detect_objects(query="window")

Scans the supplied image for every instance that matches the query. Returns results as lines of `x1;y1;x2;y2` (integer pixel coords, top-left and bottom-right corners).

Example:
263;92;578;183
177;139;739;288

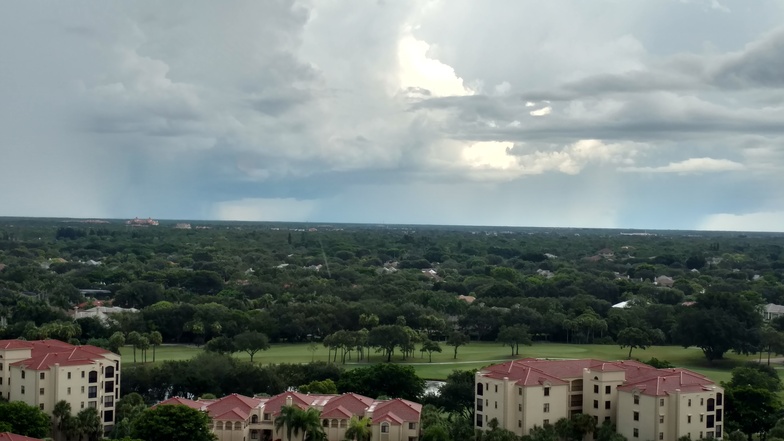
0;363;3;371
707;398;715;411
633;428;639;438
88;401;96;409
593;400;598;409
252;430;260;439
700;398;704;406
660;399;665;407
322;420;328;427
105;396;114;407
659;433;664;440
518;404;522;411
707;415;715;428
518;387;522;395
633;411;639;421
67;387;71;395
104;410;114;423
495;385;498;393
409;422;417;430
494;402;497;409
594;385;599;393
40;388;44;395
688;416;692;423
81;371;85;378
105;366;114;378
88;386;97;398
21;371;25;379
331;419;338;428
605;401;611;410
700;415;704;423
543;403;550;413
544;387;550;396
700;432;703;439
688;399;692;407
543;420;549;425
21;386;25;394
477;383;484;396
476;415;483;428
605;385;611;394
717;409;722;422
263;413;271;421
381;423;389;433
605;417;610;422
518;420;522;428
40;372;45;380
105;381;114;393
659;415;664;424
39;404;44;410
717;393;723;406
476;399;483;412
341;420;348;428
81;402;85;409
252;415;259;424
81;386;85;393
88;371;98;384
67;372;71;380
634;395;639;405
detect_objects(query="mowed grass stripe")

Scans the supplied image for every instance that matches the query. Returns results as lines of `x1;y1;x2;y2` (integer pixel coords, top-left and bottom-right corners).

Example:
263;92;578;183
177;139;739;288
120;341;766;383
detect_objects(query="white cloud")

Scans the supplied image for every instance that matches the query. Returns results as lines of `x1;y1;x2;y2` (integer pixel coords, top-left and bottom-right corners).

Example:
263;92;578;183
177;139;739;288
456;139;640;180
699;211;784;232
620;157;744;173
529;106;552;116
212;198;318;222
397;34;474;97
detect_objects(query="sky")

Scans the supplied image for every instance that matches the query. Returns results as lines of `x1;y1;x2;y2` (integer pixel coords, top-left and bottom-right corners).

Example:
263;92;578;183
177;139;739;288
2;0;784;231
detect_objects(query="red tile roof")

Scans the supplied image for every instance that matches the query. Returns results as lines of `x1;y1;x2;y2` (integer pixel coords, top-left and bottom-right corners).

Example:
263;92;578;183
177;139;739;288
262;392;316;416
617;369;716;397
481;360;568;386
321;393;375;418
11;346;110;371
481;358;717;397
0;340;34;350
155;397;204;410
204;394;263;421
0;433;45;441
372;398;421;424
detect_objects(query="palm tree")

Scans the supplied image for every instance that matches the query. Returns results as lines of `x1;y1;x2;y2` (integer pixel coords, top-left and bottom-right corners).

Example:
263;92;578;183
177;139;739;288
344;415;372;441
275;405;301;441
149;331;163;362
275;405;325;441
53;400;72;440
299;407;326;441
76;407;103;441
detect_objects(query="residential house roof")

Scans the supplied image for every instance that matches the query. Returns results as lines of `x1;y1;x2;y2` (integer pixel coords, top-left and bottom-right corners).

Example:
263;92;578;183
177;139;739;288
204;394;263;421
617;369;716;396
9;341;111;371
372;398;422;425
321;393;374;418
765;303;784;314
0;340;34;350
155;397;204;410
262;392;316;416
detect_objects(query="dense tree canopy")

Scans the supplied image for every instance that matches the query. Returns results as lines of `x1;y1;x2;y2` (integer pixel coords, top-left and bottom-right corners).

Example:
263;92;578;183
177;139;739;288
132;405;217;441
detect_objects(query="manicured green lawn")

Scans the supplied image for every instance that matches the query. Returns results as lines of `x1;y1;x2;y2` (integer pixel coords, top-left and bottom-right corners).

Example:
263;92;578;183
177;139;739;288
120;341;770;384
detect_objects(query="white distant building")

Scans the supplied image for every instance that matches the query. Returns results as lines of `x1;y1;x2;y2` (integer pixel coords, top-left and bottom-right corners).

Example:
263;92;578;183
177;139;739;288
764;304;784;321
71;306;138;323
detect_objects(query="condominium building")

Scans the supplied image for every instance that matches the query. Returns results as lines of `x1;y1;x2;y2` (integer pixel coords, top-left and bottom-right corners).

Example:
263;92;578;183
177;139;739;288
0;339;121;433
475;358;724;440
157;391;422;441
